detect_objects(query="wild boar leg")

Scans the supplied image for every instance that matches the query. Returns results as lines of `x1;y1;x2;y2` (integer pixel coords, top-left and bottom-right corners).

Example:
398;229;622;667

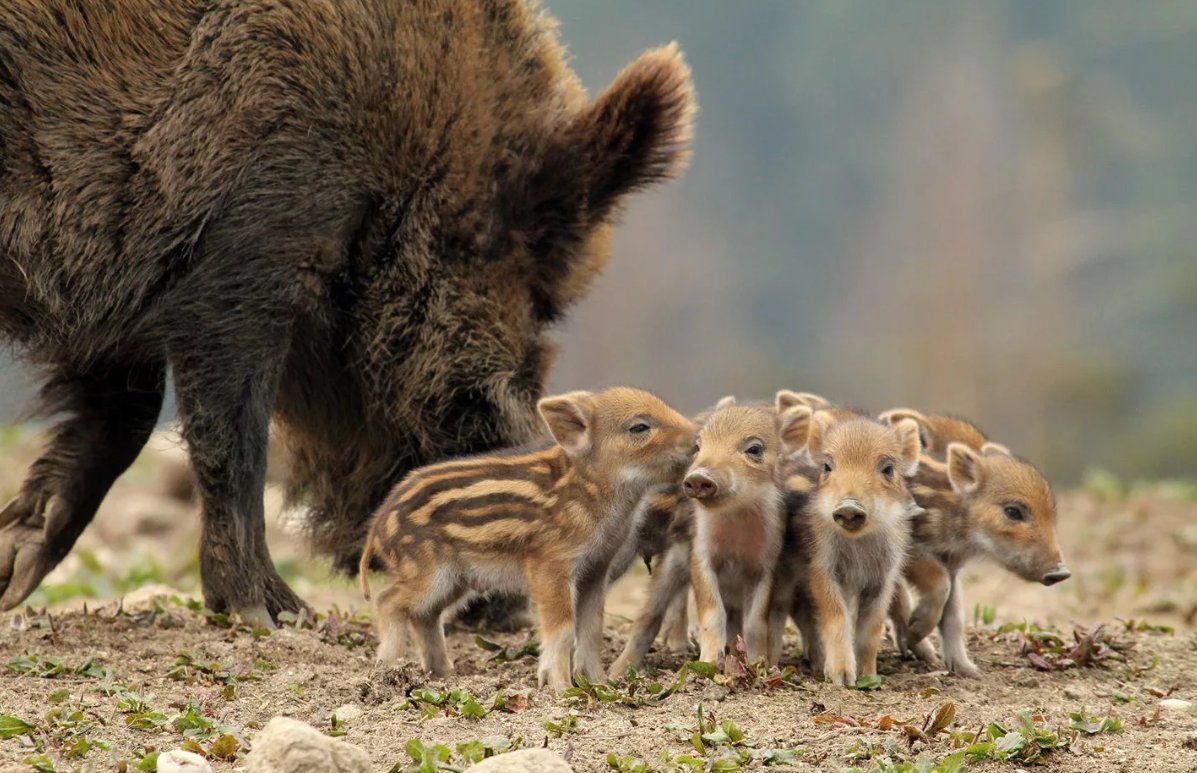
0;362;165;610
172;336;303;625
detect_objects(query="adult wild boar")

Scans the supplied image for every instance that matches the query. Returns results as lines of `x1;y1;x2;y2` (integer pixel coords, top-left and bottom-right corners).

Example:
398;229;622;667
0;0;695;624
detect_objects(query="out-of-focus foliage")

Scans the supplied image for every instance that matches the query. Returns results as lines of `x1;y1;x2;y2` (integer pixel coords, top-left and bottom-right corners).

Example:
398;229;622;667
2;1;1194;483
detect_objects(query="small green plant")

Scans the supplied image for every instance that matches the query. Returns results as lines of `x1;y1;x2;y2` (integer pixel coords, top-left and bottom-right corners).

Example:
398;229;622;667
474;635;539;664
973;603;997;626
0;714;35;740
277;606;377;650
1120;618;1175;634
1013;624;1131;671
842;751;967;773
5;656;112;680
394;688;490;720
391;736;521;772
544;712;580;736
1068;708;1124;735
961;712;1074;764
853;674;883;691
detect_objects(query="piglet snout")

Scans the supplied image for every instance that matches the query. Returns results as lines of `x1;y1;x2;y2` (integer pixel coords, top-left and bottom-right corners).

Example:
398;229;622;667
833;500;867;532
683;470;719;500
1041;568;1071;586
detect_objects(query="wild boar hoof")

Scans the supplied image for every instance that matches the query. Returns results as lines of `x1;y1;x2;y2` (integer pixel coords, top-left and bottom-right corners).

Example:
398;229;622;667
202;566;308;625
0;494;74;611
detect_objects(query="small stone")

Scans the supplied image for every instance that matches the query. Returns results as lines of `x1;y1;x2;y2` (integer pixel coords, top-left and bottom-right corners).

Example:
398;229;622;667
1183;731;1197;750
1062;686;1084;700
157;750;213;773
466;749;574;772
243;716;371;773
332;703;363;723
1161;698;1194;713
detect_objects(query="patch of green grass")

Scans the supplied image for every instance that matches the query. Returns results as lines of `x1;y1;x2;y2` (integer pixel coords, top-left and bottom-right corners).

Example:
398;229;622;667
973;603;997;626
25;550;182;607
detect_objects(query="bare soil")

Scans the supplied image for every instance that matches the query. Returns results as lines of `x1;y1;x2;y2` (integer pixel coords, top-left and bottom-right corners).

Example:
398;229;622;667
2;430;1197;772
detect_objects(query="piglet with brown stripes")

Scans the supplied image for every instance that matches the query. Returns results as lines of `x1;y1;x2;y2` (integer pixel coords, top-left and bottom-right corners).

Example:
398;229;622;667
891;440;1067;677
359;387;696;691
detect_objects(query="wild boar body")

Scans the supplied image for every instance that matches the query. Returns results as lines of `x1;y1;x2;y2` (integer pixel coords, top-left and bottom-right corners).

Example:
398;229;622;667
0;0;694;619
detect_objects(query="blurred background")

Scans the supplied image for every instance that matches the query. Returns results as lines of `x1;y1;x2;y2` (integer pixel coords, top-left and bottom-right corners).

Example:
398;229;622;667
548;0;1197;485
2;1;1195;488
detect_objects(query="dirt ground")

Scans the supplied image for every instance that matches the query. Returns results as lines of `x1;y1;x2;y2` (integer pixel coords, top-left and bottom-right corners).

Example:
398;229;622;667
2;429;1197;772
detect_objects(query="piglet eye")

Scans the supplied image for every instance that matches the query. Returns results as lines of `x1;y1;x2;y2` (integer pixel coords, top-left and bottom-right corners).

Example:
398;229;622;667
1003;505;1026;522
744;443;764;460
629;423;651;436
880;461;895;480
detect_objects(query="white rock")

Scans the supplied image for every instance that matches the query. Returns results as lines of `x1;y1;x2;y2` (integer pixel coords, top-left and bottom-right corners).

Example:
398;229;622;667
1160;698;1194;713
243;716;370;773
157;749;213;773
331;703;363;723
466;749;574;773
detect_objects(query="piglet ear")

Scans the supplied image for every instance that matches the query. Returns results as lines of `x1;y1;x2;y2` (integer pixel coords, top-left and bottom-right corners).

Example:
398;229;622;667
777;406;814;455
981;441;1012;457
538;391;594;456
573;43;696;219
946;442;983;494
893;418;922;477
775;390;831;414
879;407;931;450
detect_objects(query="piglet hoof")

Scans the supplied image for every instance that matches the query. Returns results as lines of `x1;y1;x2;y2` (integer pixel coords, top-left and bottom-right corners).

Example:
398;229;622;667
911;639;941;666
0;495;74;611
822;665;855;688
948;659;982;679
608;655;633;680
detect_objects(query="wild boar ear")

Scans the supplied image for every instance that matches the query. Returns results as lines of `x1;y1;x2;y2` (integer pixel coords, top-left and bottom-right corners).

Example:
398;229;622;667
946;442;982;494
514;45;694;322
894;419;922;477
538;391;595;456
775;390;830;413
777;406;814;455
879;408;931;450
714;395;737;410
981;441;1012;457
573;43;695;220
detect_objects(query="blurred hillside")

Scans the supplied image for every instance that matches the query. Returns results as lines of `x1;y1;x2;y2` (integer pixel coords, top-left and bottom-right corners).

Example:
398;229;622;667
2;1;1195;484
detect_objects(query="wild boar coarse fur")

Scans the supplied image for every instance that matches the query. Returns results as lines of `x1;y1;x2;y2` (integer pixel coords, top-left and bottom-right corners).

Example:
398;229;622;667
0;0;695;622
